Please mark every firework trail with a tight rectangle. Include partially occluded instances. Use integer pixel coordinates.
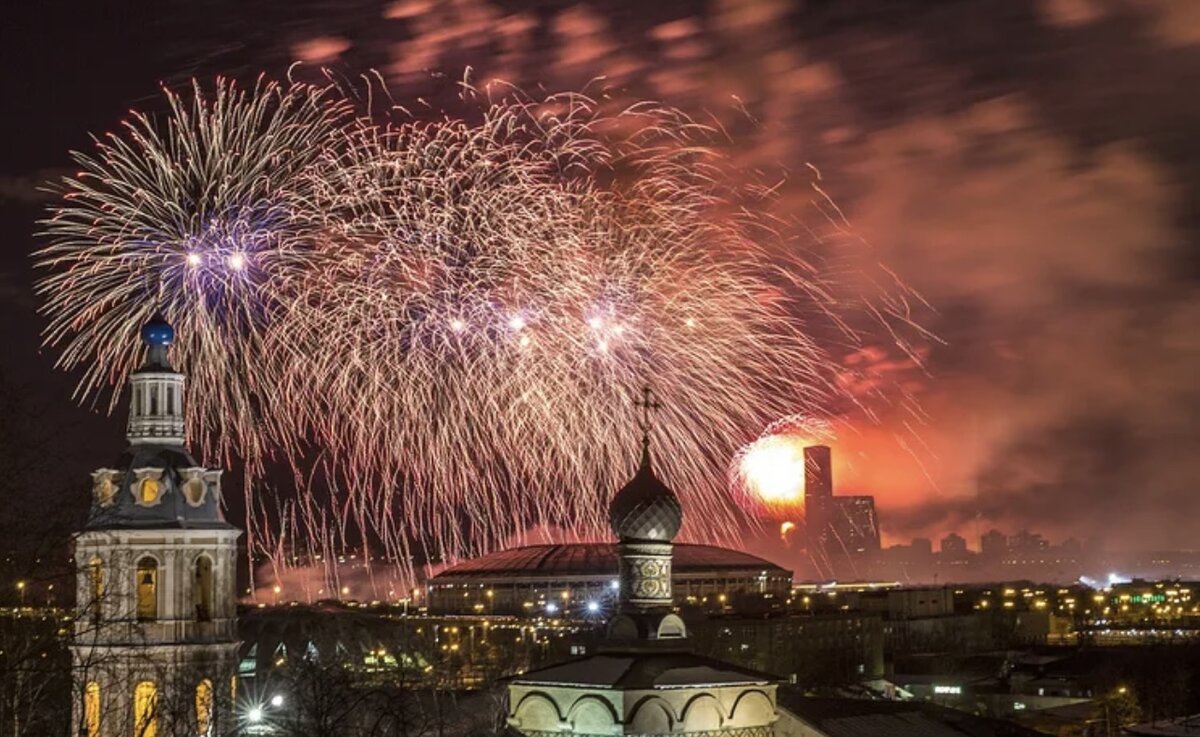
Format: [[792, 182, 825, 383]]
[[36, 77, 922, 594]]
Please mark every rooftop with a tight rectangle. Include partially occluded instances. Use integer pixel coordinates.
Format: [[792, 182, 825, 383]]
[[777, 694, 1044, 737], [509, 651, 779, 690]]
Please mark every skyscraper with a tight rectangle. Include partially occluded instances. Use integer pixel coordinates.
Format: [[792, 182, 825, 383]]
[[831, 496, 881, 554], [804, 445, 833, 550]]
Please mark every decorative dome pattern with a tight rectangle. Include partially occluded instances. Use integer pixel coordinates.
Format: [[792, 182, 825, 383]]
[[608, 447, 683, 542]]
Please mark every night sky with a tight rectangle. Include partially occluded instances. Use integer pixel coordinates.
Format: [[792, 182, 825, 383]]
[[2, 0, 1199, 551]]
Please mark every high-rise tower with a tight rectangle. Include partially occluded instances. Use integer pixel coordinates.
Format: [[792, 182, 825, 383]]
[[803, 445, 833, 550], [72, 316, 241, 737]]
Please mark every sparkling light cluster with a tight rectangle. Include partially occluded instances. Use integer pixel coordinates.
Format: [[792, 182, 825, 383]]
[[35, 77, 919, 588]]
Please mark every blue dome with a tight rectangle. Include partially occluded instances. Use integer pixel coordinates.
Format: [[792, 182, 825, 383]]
[[141, 315, 175, 346]]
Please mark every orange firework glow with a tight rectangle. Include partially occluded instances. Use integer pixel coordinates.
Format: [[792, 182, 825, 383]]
[[732, 416, 834, 516], [742, 435, 808, 505]]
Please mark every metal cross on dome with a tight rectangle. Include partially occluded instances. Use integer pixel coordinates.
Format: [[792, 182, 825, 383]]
[[635, 386, 661, 442]]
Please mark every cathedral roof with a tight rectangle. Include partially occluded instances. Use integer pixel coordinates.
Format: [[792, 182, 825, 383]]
[[85, 444, 232, 531], [509, 651, 779, 690], [608, 444, 682, 542]]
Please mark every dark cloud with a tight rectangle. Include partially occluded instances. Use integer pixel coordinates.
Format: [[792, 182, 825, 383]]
[[0, 173, 59, 205]]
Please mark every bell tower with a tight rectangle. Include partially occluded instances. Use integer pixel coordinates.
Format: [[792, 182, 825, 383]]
[[71, 316, 241, 737]]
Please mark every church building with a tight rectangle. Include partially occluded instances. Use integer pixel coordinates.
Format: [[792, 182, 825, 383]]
[[505, 392, 782, 735], [71, 316, 241, 737]]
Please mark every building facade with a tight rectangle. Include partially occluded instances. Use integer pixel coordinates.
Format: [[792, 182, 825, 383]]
[[71, 317, 241, 737]]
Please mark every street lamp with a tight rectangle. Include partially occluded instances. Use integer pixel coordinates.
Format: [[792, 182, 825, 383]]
[[16, 580, 26, 607]]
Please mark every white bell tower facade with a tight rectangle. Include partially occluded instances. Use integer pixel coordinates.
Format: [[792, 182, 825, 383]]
[[72, 316, 241, 737]]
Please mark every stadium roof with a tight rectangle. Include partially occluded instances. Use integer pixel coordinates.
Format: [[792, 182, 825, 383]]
[[432, 542, 790, 581]]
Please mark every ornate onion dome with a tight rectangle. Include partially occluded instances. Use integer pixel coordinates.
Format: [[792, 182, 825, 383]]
[[608, 440, 683, 543]]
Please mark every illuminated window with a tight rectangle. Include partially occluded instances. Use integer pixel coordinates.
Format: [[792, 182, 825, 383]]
[[194, 679, 213, 736], [89, 559, 104, 622], [136, 558, 158, 621], [139, 478, 161, 505], [229, 675, 237, 705], [85, 681, 101, 737], [133, 680, 157, 737], [194, 556, 214, 621]]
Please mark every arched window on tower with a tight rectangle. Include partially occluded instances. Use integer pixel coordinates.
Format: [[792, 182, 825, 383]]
[[149, 385, 159, 416], [194, 555, 214, 622], [194, 679, 213, 737], [84, 681, 101, 737], [133, 680, 158, 737], [88, 558, 104, 622], [136, 557, 158, 621], [166, 386, 175, 417]]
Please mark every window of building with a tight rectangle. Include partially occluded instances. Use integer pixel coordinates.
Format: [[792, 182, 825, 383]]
[[85, 681, 101, 737], [194, 556, 214, 622], [195, 679, 213, 736], [133, 680, 158, 737], [166, 386, 175, 416], [89, 558, 104, 622], [139, 478, 161, 505], [136, 558, 158, 621], [184, 475, 206, 507], [93, 471, 117, 507]]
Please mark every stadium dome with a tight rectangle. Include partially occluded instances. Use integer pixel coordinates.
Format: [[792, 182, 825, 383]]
[[427, 542, 792, 615]]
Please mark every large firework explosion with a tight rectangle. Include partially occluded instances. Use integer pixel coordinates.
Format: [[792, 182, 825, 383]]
[[36, 76, 922, 593]]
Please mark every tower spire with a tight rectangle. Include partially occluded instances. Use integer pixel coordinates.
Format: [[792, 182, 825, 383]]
[[633, 385, 661, 469], [128, 313, 186, 445], [606, 384, 685, 642]]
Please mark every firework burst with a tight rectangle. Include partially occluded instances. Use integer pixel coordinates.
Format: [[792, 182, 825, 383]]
[[36, 77, 921, 591]]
